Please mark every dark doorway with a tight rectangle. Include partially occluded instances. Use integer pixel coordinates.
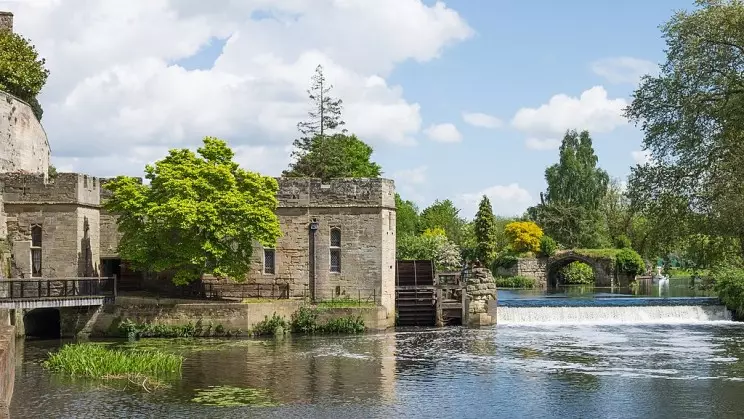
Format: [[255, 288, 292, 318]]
[[101, 258, 121, 278], [23, 308, 60, 339]]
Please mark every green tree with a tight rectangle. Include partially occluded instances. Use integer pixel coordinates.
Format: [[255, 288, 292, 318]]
[[419, 199, 466, 244], [395, 194, 419, 236], [529, 130, 610, 248], [283, 133, 382, 179], [103, 137, 282, 285], [396, 233, 461, 271], [624, 0, 744, 256], [473, 195, 498, 265], [290, 64, 346, 160], [0, 30, 49, 120]]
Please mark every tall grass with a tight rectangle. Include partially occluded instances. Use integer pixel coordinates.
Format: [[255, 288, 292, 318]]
[[43, 343, 183, 389]]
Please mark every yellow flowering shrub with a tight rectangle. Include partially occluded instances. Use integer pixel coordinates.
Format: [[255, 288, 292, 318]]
[[504, 221, 543, 253], [422, 227, 447, 238]]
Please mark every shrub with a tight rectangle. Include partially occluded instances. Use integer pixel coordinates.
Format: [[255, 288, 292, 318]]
[[713, 266, 744, 317], [615, 248, 645, 275], [118, 319, 241, 340], [251, 313, 289, 336], [614, 234, 632, 249], [397, 233, 461, 271], [492, 253, 519, 271], [504, 221, 543, 253], [0, 31, 49, 111], [560, 261, 595, 285], [539, 235, 557, 257], [43, 343, 182, 387], [494, 275, 536, 288], [290, 306, 365, 334]]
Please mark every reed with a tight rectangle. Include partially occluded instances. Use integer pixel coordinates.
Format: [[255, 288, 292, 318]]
[[43, 343, 183, 388]]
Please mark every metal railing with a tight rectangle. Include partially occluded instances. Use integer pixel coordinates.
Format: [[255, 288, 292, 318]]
[[203, 282, 290, 300], [0, 277, 117, 301], [302, 286, 385, 306]]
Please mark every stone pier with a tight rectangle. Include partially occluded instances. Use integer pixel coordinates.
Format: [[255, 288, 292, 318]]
[[465, 267, 497, 326]]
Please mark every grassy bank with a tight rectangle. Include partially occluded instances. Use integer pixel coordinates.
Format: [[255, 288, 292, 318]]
[[494, 275, 536, 289], [43, 343, 183, 390]]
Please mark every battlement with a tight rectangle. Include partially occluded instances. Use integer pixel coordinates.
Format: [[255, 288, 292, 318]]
[[0, 172, 100, 206], [276, 177, 395, 209], [0, 11, 12, 32]]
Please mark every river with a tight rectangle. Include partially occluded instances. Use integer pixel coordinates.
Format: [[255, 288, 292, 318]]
[[10, 320, 744, 418]]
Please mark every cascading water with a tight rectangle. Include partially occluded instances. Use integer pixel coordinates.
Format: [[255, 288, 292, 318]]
[[496, 297, 733, 325]]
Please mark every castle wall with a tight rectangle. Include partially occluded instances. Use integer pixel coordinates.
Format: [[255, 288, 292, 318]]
[[0, 91, 50, 178], [0, 11, 12, 32]]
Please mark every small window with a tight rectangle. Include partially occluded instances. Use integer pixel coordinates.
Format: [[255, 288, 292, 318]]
[[264, 249, 276, 274], [330, 228, 341, 273], [30, 225, 42, 277], [31, 225, 42, 247]]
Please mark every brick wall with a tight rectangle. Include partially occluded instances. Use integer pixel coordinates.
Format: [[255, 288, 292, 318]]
[[0, 91, 50, 177]]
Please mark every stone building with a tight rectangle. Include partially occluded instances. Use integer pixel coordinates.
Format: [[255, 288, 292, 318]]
[[0, 10, 397, 318]]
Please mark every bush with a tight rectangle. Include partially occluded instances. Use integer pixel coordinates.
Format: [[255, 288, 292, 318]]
[[539, 235, 557, 257], [560, 261, 595, 285], [504, 221, 543, 253], [713, 266, 744, 317], [492, 253, 519, 271], [290, 306, 365, 334], [0, 31, 49, 108], [494, 275, 536, 288], [615, 248, 645, 275], [118, 319, 241, 340], [252, 313, 289, 336]]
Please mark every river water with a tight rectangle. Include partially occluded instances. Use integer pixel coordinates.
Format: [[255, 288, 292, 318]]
[[11, 320, 744, 419]]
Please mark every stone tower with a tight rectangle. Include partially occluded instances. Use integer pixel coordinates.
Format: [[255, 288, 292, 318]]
[[0, 12, 12, 32]]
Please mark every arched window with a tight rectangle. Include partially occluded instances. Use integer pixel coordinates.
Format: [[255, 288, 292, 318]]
[[330, 228, 341, 273], [30, 225, 42, 277]]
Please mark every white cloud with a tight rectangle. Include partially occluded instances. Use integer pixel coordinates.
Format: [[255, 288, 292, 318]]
[[4, 0, 473, 176], [525, 138, 560, 151], [458, 183, 533, 218], [511, 86, 628, 138], [631, 150, 653, 166], [462, 111, 502, 129], [591, 56, 658, 85], [424, 123, 462, 143], [391, 165, 428, 204]]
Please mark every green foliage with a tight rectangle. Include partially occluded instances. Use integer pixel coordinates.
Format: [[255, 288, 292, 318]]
[[539, 235, 558, 257], [713, 266, 744, 317], [615, 248, 646, 275], [118, 319, 241, 340], [560, 261, 595, 285], [43, 343, 182, 386], [492, 253, 519, 270], [290, 64, 346, 159], [0, 30, 49, 116], [474, 195, 499, 265], [419, 199, 466, 244], [395, 193, 420, 236], [290, 306, 365, 334], [573, 248, 622, 261], [251, 314, 289, 336], [614, 234, 632, 249], [103, 137, 281, 285], [396, 233, 461, 271], [624, 0, 744, 254], [494, 275, 536, 288], [504, 221, 543, 253], [283, 133, 382, 179], [528, 204, 608, 249], [192, 386, 279, 407]]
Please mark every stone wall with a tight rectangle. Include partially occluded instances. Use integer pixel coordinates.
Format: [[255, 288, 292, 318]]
[[246, 178, 397, 317], [0, 325, 14, 417], [98, 179, 122, 258], [0, 11, 12, 32], [465, 267, 497, 326], [1, 173, 101, 278], [0, 91, 50, 178]]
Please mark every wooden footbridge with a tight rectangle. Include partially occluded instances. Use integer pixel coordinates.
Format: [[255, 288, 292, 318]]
[[395, 260, 466, 326]]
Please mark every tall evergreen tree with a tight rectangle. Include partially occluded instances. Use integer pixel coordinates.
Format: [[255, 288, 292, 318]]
[[473, 195, 498, 266], [293, 64, 346, 155]]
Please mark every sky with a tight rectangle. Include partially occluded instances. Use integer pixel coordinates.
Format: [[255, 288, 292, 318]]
[[0, 0, 692, 219]]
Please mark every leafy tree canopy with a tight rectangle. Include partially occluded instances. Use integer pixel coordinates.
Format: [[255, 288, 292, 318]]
[[396, 233, 461, 271], [395, 194, 420, 236], [625, 0, 744, 254], [419, 199, 466, 245], [283, 133, 381, 179], [104, 137, 282, 285], [504, 221, 544, 254], [0, 30, 49, 120]]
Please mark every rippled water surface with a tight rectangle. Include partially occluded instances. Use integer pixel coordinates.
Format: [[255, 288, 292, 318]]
[[12, 323, 744, 418]]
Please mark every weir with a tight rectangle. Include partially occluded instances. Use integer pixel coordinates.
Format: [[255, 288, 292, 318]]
[[497, 297, 732, 324]]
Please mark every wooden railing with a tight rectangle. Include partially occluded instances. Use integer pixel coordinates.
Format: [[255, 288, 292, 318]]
[[0, 277, 117, 301]]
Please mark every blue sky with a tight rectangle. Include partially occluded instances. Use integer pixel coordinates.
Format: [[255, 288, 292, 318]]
[[7, 0, 692, 219]]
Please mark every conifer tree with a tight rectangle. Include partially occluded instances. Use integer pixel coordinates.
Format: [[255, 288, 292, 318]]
[[474, 195, 498, 265]]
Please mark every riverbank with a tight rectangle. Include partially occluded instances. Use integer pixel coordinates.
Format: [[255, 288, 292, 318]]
[[0, 325, 13, 418]]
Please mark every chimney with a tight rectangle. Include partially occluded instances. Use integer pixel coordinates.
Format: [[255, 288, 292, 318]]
[[0, 12, 13, 33]]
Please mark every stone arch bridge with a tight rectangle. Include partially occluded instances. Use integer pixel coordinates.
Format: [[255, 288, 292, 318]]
[[495, 250, 634, 288]]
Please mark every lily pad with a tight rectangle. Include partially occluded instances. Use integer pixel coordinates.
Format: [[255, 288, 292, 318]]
[[191, 385, 279, 407]]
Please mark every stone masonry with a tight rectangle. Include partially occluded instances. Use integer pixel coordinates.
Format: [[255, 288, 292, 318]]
[[239, 177, 397, 317], [0, 11, 11, 32], [465, 267, 497, 326], [0, 79, 51, 178]]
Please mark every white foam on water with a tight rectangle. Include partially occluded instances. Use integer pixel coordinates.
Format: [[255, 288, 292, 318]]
[[496, 305, 733, 325]]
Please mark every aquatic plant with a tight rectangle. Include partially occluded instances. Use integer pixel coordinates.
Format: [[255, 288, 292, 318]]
[[118, 319, 242, 340], [191, 385, 279, 407], [42, 343, 183, 390]]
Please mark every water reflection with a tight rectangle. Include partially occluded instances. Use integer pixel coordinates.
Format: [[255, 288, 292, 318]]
[[500, 277, 717, 300], [11, 322, 744, 418]]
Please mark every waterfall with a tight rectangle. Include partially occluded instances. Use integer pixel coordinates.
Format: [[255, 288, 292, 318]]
[[497, 304, 732, 325]]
